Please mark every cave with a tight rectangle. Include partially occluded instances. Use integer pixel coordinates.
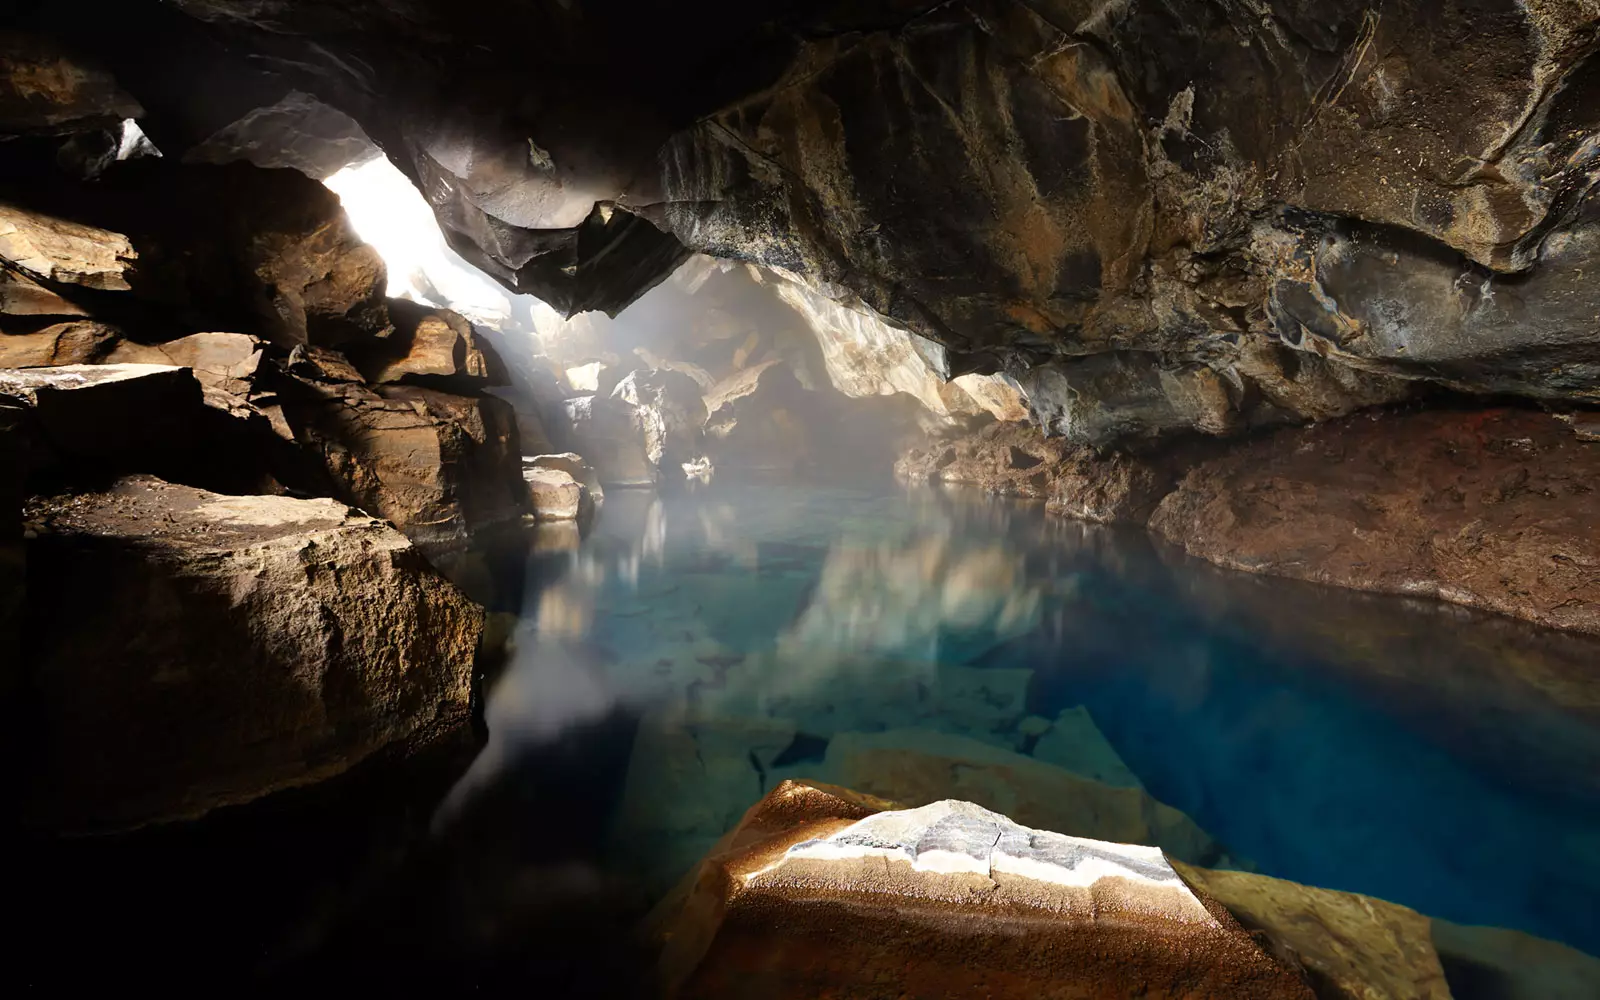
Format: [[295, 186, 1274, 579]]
[[3, 1, 1599, 995]]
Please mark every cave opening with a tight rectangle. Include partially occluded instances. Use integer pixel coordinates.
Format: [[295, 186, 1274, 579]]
[[4, 2, 1600, 996]]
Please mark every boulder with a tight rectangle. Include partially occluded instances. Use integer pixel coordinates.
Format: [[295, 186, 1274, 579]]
[[0, 268, 91, 319], [350, 300, 504, 388], [1430, 920, 1600, 1000], [523, 467, 585, 522], [0, 321, 119, 367], [702, 360, 816, 473], [21, 475, 482, 831], [1149, 408, 1600, 634], [1172, 865, 1453, 1000], [528, 451, 603, 506], [279, 376, 526, 551], [562, 393, 655, 488], [896, 420, 1179, 524], [651, 782, 1313, 1000], [103, 331, 264, 395], [611, 368, 708, 480], [817, 728, 1228, 868], [0, 203, 135, 290]]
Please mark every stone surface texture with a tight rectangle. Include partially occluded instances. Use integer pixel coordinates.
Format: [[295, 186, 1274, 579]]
[[523, 466, 585, 521], [1150, 408, 1600, 634], [21, 475, 482, 831], [652, 781, 1315, 999]]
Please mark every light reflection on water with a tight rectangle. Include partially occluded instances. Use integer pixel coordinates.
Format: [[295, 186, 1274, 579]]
[[446, 482, 1600, 956]]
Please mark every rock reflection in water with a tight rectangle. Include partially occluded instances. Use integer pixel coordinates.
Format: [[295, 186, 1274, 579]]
[[449, 482, 1600, 957]]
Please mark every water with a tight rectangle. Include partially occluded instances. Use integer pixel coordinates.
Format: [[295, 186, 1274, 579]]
[[457, 482, 1600, 959], [18, 481, 1600, 990]]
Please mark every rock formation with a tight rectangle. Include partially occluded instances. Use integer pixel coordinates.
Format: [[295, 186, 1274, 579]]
[[22, 475, 482, 831], [1150, 408, 1600, 634], [652, 781, 1315, 999]]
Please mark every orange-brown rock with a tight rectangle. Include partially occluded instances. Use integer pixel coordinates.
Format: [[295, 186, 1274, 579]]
[[1150, 408, 1600, 634], [653, 781, 1314, 1000]]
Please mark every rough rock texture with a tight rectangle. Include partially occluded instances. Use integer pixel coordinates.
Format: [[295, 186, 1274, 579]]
[[612, 369, 709, 478], [562, 393, 656, 488], [279, 374, 526, 550], [652, 782, 1314, 1000], [349, 300, 504, 388], [0, 321, 120, 366], [22, 475, 482, 831], [1173, 864, 1452, 1000], [897, 420, 1180, 524], [0, 31, 142, 135], [523, 467, 585, 522], [185, 90, 378, 180], [528, 451, 603, 504], [1150, 408, 1600, 633], [1, 162, 389, 348], [1431, 919, 1600, 1000]]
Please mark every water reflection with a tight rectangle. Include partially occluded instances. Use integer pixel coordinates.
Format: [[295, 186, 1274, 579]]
[[446, 482, 1600, 957]]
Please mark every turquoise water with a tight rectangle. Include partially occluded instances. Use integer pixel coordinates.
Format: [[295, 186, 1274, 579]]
[[454, 481, 1600, 958]]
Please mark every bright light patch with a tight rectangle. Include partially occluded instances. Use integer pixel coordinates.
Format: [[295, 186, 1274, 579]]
[[322, 156, 512, 328]]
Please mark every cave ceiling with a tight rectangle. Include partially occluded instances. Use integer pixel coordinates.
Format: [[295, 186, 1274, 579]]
[[5, 0, 1600, 444]]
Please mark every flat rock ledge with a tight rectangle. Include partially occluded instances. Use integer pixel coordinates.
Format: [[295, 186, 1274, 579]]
[[1149, 408, 1600, 635], [22, 475, 483, 832], [653, 782, 1313, 999]]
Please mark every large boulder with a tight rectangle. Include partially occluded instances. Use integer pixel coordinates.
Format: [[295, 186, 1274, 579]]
[[651, 782, 1314, 1000], [522, 466, 586, 522], [0, 321, 120, 367], [702, 360, 816, 474], [611, 368, 707, 479], [279, 373, 526, 551], [1149, 408, 1600, 634], [0, 203, 135, 291], [21, 475, 482, 831], [349, 300, 505, 389]]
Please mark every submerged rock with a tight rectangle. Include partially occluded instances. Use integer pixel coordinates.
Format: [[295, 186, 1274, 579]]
[[1150, 408, 1600, 634], [653, 781, 1312, 1000], [21, 475, 481, 831]]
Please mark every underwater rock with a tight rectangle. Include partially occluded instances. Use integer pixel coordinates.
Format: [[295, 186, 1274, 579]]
[[279, 375, 526, 551], [819, 728, 1226, 867], [652, 781, 1313, 1000], [1150, 408, 1600, 634], [1172, 864, 1453, 1000], [1031, 706, 1143, 789], [1430, 919, 1600, 1000], [21, 475, 481, 831]]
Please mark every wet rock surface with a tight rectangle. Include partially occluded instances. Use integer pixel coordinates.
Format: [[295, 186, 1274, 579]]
[[21, 475, 482, 831], [1150, 407, 1600, 634]]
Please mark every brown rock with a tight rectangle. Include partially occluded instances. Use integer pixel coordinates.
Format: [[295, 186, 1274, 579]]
[[103, 331, 264, 395], [0, 321, 119, 367], [523, 467, 585, 521], [1149, 408, 1600, 634], [897, 420, 1179, 524], [21, 475, 482, 831], [351, 300, 504, 388], [1430, 919, 1600, 1000], [286, 343, 365, 383], [0, 268, 90, 318], [1172, 864, 1452, 1000], [652, 781, 1313, 1000], [0, 31, 142, 134], [0, 203, 135, 290], [703, 359, 815, 473], [611, 368, 708, 479], [281, 376, 526, 550]]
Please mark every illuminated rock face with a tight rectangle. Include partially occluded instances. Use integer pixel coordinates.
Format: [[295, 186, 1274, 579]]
[[653, 781, 1316, 1000]]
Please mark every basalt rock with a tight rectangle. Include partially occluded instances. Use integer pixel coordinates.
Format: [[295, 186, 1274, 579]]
[[1150, 407, 1600, 635], [523, 467, 586, 522], [349, 300, 506, 389], [702, 360, 816, 474], [21, 475, 482, 831], [896, 420, 1180, 524], [0, 31, 142, 136], [278, 375, 526, 551], [652, 782, 1313, 1000]]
